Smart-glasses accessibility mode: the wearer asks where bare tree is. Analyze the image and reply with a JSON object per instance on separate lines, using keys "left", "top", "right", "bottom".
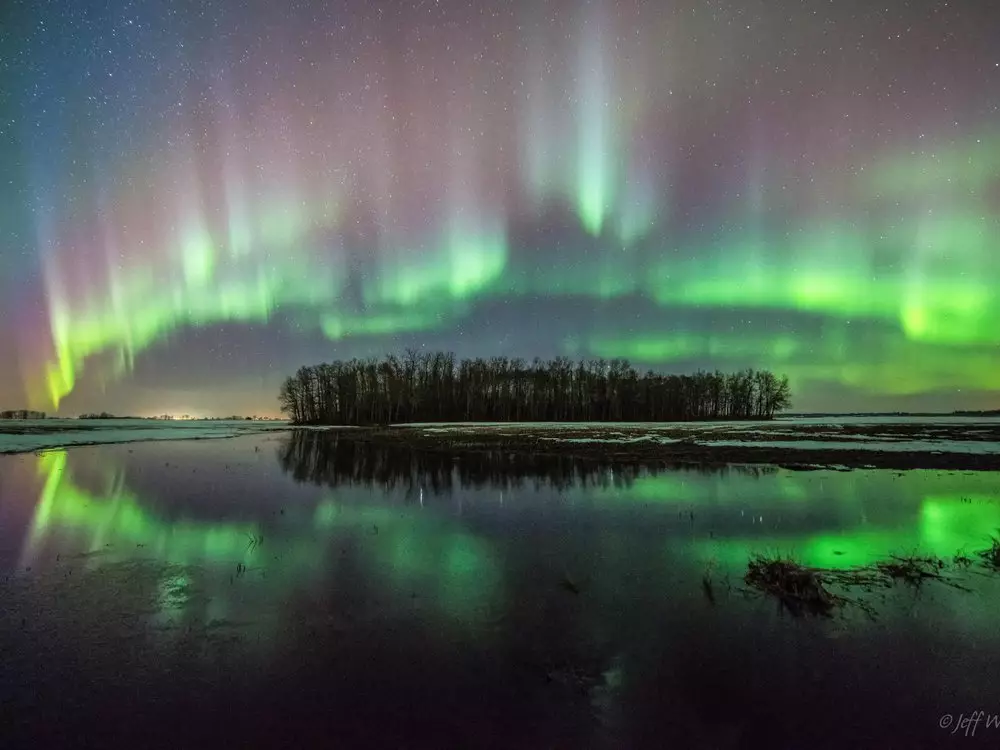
{"left": 277, "top": 351, "right": 793, "bottom": 425}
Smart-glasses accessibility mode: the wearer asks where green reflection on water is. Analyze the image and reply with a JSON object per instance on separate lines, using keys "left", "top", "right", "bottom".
{"left": 22, "top": 450, "right": 501, "bottom": 632}
{"left": 26, "top": 451, "right": 266, "bottom": 565}
{"left": 18, "top": 445, "right": 1000, "bottom": 641}
{"left": 686, "top": 474, "right": 1000, "bottom": 570}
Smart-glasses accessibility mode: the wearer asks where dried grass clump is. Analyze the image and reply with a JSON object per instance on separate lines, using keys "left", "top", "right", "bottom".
{"left": 976, "top": 535, "right": 1000, "bottom": 570}
{"left": 745, "top": 554, "right": 843, "bottom": 617}
{"left": 874, "top": 555, "right": 947, "bottom": 587}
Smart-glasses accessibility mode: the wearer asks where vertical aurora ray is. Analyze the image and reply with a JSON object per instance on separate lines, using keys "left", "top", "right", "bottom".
{"left": 443, "top": 107, "right": 509, "bottom": 301}
{"left": 617, "top": 161, "right": 658, "bottom": 245}
{"left": 519, "top": 8, "right": 565, "bottom": 211}
{"left": 575, "top": 5, "right": 616, "bottom": 237}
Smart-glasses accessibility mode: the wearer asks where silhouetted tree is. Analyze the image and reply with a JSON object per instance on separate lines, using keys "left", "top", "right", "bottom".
{"left": 1, "top": 410, "right": 46, "bottom": 420}
{"left": 277, "top": 352, "right": 793, "bottom": 425}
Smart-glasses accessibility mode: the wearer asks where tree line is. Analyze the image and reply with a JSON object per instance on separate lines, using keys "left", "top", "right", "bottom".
{"left": 0, "top": 410, "right": 46, "bottom": 420}
{"left": 278, "top": 350, "right": 792, "bottom": 425}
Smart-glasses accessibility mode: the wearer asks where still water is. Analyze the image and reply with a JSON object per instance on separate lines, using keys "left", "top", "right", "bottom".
{"left": 2, "top": 431, "right": 1000, "bottom": 748}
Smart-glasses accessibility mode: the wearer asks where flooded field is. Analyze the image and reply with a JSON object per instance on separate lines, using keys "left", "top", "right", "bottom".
{"left": 2, "top": 430, "right": 1000, "bottom": 748}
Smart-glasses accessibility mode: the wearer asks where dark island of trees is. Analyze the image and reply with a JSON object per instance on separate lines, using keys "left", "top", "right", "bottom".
{"left": 278, "top": 350, "right": 791, "bottom": 425}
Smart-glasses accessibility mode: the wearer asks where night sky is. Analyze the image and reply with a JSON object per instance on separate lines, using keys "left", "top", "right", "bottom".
{"left": 1, "top": 0, "right": 998, "bottom": 417}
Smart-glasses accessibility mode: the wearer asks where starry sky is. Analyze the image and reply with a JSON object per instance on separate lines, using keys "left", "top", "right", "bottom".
{"left": 1, "top": 0, "right": 998, "bottom": 417}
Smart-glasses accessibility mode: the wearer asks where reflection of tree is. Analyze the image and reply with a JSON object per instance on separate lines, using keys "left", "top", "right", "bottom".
{"left": 277, "top": 430, "right": 776, "bottom": 497}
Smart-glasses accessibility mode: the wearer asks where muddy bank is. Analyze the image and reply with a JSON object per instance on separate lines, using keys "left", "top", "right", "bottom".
{"left": 341, "top": 421, "right": 1000, "bottom": 471}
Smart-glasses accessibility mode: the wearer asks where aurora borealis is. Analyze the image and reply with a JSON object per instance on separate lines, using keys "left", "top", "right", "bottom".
{"left": 1, "top": 0, "right": 998, "bottom": 415}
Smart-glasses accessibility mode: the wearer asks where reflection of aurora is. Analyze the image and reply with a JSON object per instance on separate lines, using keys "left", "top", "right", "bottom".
{"left": 15, "top": 438, "right": 1000, "bottom": 635}
{"left": 21, "top": 450, "right": 502, "bottom": 629}
{"left": 282, "top": 432, "right": 1000, "bottom": 572}
{"left": 685, "top": 472, "right": 1000, "bottom": 570}
{"left": 16, "top": 0, "right": 1000, "bottom": 409}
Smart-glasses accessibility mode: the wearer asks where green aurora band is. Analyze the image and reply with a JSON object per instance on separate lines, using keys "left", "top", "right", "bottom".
{"left": 21, "top": 1, "right": 999, "bottom": 410}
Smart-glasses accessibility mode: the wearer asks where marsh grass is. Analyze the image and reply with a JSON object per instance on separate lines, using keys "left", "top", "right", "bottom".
{"left": 701, "top": 559, "right": 718, "bottom": 605}
{"left": 976, "top": 535, "right": 1000, "bottom": 570}
{"left": 745, "top": 554, "right": 845, "bottom": 617}
{"left": 744, "top": 550, "right": 971, "bottom": 618}
{"left": 874, "top": 555, "right": 949, "bottom": 587}
{"left": 953, "top": 550, "right": 974, "bottom": 568}
{"left": 701, "top": 570, "right": 716, "bottom": 605}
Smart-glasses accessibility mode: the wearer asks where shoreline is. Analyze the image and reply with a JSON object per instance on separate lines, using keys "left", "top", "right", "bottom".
{"left": 1, "top": 418, "right": 998, "bottom": 470}
{"left": 347, "top": 421, "right": 1000, "bottom": 472}
{"left": 0, "top": 419, "right": 294, "bottom": 454}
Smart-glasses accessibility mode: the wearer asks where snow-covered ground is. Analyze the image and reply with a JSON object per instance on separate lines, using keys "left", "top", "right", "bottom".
{"left": 776, "top": 415, "right": 1000, "bottom": 426}
{"left": 0, "top": 419, "right": 293, "bottom": 454}
{"left": 1, "top": 416, "right": 996, "bottom": 456}
{"left": 397, "top": 416, "right": 1000, "bottom": 430}
{"left": 395, "top": 416, "right": 1000, "bottom": 456}
{"left": 540, "top": 435, "right": 686, "bottom": 445}
{"left": 702, "top": 439, "right": 1000, "bottom": 455}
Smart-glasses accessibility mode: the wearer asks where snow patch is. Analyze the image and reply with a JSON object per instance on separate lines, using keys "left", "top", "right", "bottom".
{"left": 699, "top": 439, "right": 1000, "bottom": 455}
{"left": 0, "top": 419, "right": 293, "bottom": 454}
{"left": 539, "top": 435, "right": 684, "bottom": 445}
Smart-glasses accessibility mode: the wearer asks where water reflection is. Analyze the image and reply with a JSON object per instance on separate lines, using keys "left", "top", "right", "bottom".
{"left": 11, "top": 441, "right": 506, "bottom": 637}
{"left": 278, "top": 428, "right": 774, "bottom": 494}
{"left": 10, "top": 432, "right": 1000, "bottom": 585}
{"left": 3, "top": 432, "right": 1000, "bottom": 747}
{"left": 279, "top": 429, "right": 1000, "bottom": 570}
